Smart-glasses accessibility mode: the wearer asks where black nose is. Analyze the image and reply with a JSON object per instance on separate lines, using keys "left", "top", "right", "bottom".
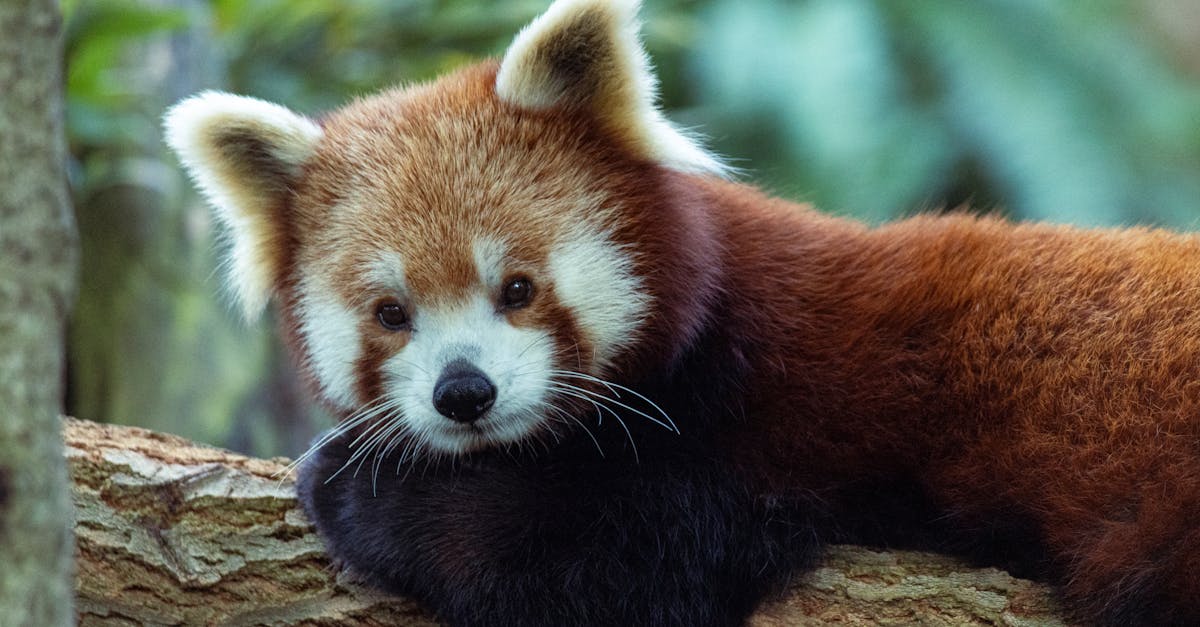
{"left": 432, "top": 361, "right": 496, "bottom": 423}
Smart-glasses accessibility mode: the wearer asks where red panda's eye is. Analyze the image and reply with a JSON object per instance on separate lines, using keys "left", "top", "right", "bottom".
{"left": 500, "top": 277, "right": 533, "bottom": 309}
{"left": 376, "top": 302, "right": 410, "bottom": 331}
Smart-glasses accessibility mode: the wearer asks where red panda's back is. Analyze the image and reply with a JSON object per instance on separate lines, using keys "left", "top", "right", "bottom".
{"left": 700, "top": 185, "right": 1200, "bottom": 619}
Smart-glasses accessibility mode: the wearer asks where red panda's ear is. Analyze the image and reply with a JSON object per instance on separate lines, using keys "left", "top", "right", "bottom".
{"left": 496, "top": 0, "right": 726, "bottom": 177}
{"left": 164, "top": 92, "right": 322, "bottom": 321}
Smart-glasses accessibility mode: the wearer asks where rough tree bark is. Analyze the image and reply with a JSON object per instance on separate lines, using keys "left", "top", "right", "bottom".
{"left": 0, "top": 0, "right": 78, "bottom": 624}
{"left": 69, "top": 418, "right": 1068, "bottom": 626}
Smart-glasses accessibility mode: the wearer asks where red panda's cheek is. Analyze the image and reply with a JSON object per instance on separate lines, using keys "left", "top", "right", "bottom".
{"left": 352, "top": 322, "right": 413, "bottom": 403}
{"left": 361, "top": 320, "right": 414, "bottom": 349}
{"left": 291, "top": 275, "right": 371, "bottom": 413}
{"left": 506, "top": 285, "right": 595, "bottom": 372}
{"left": 545, "top": 230, "right": 652, "bottom": 375}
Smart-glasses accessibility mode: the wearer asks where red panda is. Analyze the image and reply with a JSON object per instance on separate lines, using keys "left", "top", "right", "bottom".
{"left": 164, "top": 0, "right": 1200, "bottom": 625}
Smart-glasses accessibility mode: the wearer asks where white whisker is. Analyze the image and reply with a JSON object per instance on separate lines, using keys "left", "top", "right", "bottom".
{"left": 549, "top": 380, "right": 676, "bottom": 434}
{"left": 613, "top": 413, "right": 639, "bottom": 463}
{"left": 276, "top": 395, "right": 402, "bottom": 482}
{"left": 547, "top": 385, "right": 622, "bottom": 425}
{"left": 326, "top": 410, "right": 406, "bottom": 484}
{"left": 551, "top": 370, "right": 678, "bottom": 433}
{"left": 370, "top": 416, "right": 408, "bottom": 496}
{"left": 542, "top": 401, "right": 605, "bottom": 458}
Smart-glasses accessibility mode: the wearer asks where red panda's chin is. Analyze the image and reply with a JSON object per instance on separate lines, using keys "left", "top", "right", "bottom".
{"left": 409, "top": 407, "right": 552, "bottom": 455}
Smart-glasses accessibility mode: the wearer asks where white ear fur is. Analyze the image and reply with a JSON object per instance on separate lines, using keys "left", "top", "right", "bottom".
{"left": 164, "top": 91, "right": 322, "bottom": 320}
{"left": 496, "top": 0, "right": 726, "bottom": 177}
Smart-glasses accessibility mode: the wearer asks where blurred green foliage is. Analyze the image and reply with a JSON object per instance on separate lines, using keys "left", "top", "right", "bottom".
{"left": 692, "top": 0, "right": 1200, "bottom": 225}
{"left": 63, "top": 0, "right": 1200, "bottom": 457}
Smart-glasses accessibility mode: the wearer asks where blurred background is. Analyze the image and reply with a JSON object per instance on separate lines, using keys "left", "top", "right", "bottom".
{"left": 64, "top": 0, "right": 1200, "bottom": 458}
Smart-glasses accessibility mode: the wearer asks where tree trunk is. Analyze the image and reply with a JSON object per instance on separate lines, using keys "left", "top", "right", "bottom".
{"left": 68, "top": 418, "right": 1068, "bottom": 626}
{"left": 0, "top": 0, "right": 78, "bottom": 624}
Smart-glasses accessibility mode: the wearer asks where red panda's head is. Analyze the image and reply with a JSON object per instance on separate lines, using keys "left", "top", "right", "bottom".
{"left": 165, "top": 0, "right": 724, "bottom": 456}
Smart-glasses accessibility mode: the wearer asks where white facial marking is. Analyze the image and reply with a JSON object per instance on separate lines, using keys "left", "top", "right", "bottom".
{"left": 472, "top": 237, "right": 509, "bottom": 289}
{"left": 362, "top": 250, "right": 408, "bottom": 297}
{"left": 384, "top": 294, "right": 555, "bottom": 454}
{"left": 297, "top": 274, "right": 363, "bottom": 411}
{"left": 549, "top": 227, "right": 648, "bottom": 371}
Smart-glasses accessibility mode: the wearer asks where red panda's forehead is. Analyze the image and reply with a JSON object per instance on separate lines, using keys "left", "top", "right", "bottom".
{"left": 294, "top": 62, "right": 628, "bottom": 305}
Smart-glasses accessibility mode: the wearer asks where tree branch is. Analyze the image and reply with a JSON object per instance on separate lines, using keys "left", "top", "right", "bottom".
{"left": 67, "top": 418, "right": 1066, "bottom": 626}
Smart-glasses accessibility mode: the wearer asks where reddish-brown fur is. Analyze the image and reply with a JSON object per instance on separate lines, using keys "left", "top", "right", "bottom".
{"left": 272, "top": 62, "right": 1200, "bottom": 623}
{"left": 698, "top": 179, "right": 1200, "bottom": 619}
{"left": 282, "top": 62, "right": 721, "bottom": 401}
